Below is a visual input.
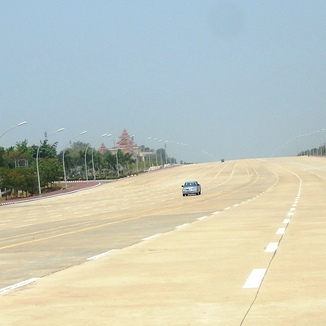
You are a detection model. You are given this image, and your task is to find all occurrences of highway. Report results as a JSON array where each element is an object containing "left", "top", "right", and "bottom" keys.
[{"left": 0, "top": 157, "right": 325, "bottom": 325}]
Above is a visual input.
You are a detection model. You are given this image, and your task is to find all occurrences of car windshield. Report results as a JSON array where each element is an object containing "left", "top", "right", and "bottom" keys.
[{"left": 185, "top": 182, "right": 196, "bottom": 186}]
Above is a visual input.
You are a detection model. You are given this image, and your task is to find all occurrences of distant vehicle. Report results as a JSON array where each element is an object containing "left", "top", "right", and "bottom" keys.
[
  {"left": 181, "top": 181, "right": 201, "bottom": 196},
  {"left": 221, "top": 158, "right": 225, "bottom": 163}
]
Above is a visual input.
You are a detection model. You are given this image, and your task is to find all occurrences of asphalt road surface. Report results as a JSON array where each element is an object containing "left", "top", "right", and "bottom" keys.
[{"left": 0, "top": 157, "right": 325, "bottom": 325}]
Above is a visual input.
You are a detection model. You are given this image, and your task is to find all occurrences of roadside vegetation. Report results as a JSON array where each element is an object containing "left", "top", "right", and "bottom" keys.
[
  {"left": 297, "top": 144, "right": 326, "bottom": 157},
  {"left": 0, "top": 140, "right": 174, "bottom": 200}
]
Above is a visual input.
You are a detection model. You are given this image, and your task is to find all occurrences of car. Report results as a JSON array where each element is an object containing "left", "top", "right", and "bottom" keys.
[{"left": 181, "top": 181, "right": 201, "bottom": 196}]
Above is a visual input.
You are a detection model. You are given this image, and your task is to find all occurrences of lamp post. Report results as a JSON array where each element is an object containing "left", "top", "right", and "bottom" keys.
[
  {"left": 164, "top": 140, "right": 168, "bottom": 166},
  {"left": 85, "top": 133, "right": 111, "bottom": 182},
  {"left": 36, "top": 128, "right": 65, "bottom": 196},
  {"left": 111, "top": 138, "right": 119, "bottom": 179},
  {"left": 147, "top": 137, "right": 159, "bottom": 167},
  {"left": 0, "top": 121, "right": 27, "bottom": 139},
  {"left": 62, "top": 131, "right": 87, "bottom": 190}
]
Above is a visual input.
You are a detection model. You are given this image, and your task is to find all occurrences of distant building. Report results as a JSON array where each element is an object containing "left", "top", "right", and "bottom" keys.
[
  {"left": 99, "top": 143, "right": 108, "bottom": 155},
  {"left": 109, "top": 129, "right": 140, "bottom": 157}
]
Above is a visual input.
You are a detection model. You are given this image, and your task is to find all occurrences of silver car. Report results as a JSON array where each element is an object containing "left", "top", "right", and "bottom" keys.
[{"left": 182, "top": 181, "right": 201, "bottom": 196}]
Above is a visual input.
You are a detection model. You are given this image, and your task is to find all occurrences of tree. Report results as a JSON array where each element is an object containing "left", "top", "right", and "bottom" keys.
[
  {"left": 38, "top": 158, "right": 62, "bottom": 189},
  {"left": 0, "top": 147, "right": 5, "bottom": 167},
  {"left": 59, "top": 141, "right": 89, "bottom": 180}
]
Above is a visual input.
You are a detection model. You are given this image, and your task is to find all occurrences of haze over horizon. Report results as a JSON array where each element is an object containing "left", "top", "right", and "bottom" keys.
[{"left": 1, "top": 1, "right": 326, "bottom": 162}]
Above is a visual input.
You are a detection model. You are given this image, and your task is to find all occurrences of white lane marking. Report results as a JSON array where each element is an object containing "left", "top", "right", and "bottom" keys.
[
  {"left": 16, "top": 224, "right": 34, "bottom": 228},
  {"left": 224, "top": 207, "right": 231, "bottom": 210},
  {"left": 0, "top": 278, "right": 40, "bottom": 294},
  {"left": 283, "top": 219, "right": 290, "bottom": 224},
  {"left": 142, "top": 233, "right": 162, "bottom": 241},
  {"left": 87, "top": 249, "right": 120, "bottom": 261},
  {"left": 287, "top": 212, "right": 294, "bottom": 217},
  {"left": 197, "top": 216, "right": 208, "bottom": 221},
  {"left": 243, "top": 268, "right": 267, "bottom": 289},
  {"left": 233, "top": 204, "right": 239, "bottom": 207},
  {"left": 290, "top": 207, "right": 296, "bottom": 212},
  {"left": 265, "top": 242, "right": 279, "bottom": 253},
  {"left": 276, "top": 228, "right": 286, "bottom": 235},
  {"left": 176, "top": 223, "right": 189, "bottom": 229},
  {"left": 212, "top": 211, "right": 220, "bottom": 215}
]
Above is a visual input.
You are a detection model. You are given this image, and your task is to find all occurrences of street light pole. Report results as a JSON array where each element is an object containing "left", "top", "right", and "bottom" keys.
[
  {"left": 62, "top": 131, "right": 87, "bottom": 190},
  {"left": 36, "top": 128, "right": 65, "bottom": 196},
  {"left": 84, "top": 133, "right": 111, "bottom": 182},
  {"left": 111, "top": 138, "right": 119, "bottom": 179},
  {"left": 0, "top": 121, "right": 27, "bottom": 139}
]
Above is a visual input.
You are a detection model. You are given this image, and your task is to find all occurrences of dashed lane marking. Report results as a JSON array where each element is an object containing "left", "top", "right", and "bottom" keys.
[
  {"left": 265, "top": 242, "right": 279, "bottom": 253},
  {"left": 142, "top": 233, "right": 162, "bottom": 241},
  {"left": 0, "top": 278, "right": 40, "bottom": 294},
  {"left": 243, "top": 268, "right": 267, "bottom": 289},
  {"left": 176, "top": 223, "right": 189, "bottom": 229},
  {"left": 197, "top": 216, "right": 208, "bottom": 221},
  {"left": 276, "top": 227, "right": 286, "bottom": 235},
  {"left": 87, "top": 249, "right": 120, "bottom": 261}
]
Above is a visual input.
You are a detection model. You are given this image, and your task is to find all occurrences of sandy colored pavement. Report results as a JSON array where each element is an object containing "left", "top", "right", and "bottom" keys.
[{"left": 0, "top": 157, "right": 326, "bottom": 325}]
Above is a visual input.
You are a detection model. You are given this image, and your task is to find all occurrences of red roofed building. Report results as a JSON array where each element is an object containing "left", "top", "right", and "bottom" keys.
[
  {"left": 99, "top": 143, "right": 108, "bottom": 155},
  {"left": 110, "top": 129, "right": 140, "bottom": 157}
]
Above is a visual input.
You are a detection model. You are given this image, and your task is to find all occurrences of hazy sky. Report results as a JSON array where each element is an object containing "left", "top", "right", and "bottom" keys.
[{"left": 1, "top": 1, "right": 326, "bottom": 162}]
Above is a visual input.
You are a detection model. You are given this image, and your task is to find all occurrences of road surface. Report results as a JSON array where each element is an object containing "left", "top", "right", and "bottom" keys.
[{"left": 0, "top": 157, "right": 325, "bottom": 325}]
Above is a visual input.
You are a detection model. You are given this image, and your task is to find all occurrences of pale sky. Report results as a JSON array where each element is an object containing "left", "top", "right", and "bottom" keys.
[{"left": 1, "top": 1, "right": 326, "bottom": 163}]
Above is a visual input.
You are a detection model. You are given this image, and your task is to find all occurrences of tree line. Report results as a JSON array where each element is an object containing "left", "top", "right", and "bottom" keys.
[
  {"left": 0, "top": 139, "right": 170, "bottom": 200},
  {"left": 297, "top": 144, "right": 326, "bottom": 156}
]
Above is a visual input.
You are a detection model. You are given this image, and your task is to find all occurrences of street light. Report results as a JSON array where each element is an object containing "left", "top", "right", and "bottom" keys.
[
  {"left": 92, "top": 134, "right": 112, "bottom": 180},
  {"left": 147, "top": 137, "right": 158, "bottom": 167},
  {"left": 62, "top": 131, "right": 87, "bottom": 190},
  {"left": 0, "top": 121, "right": 27, "bottom": 139},
  {"left": 84, "top": 133, "right": 111, "bottom": 182},
  {"left": 36, "top": 128, "right": 65, "bottom": 195},
  {"left": 111, "top": 138, "right": 119, "bottom": 179}
]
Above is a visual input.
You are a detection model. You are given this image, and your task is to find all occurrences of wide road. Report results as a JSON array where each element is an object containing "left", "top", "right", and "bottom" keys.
[{"left": 0, "top": 157, "right": 325, "bottom": 325}]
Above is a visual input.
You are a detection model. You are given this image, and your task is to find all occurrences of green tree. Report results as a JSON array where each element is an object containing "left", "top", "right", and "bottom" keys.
[{"left": 39, "top": 158, "right": 62, "bottom": 189}]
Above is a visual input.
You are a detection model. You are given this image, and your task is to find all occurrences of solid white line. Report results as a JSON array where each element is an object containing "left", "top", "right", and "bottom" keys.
[
  {"left": 243, "top": 268, "right": 267, "bottom": 288},
  {"left": 0, "top": 278, "right": 40, "bottom": 294},
  {"left": 176, "top": 223, "right": 189, "bottom": 229},
  {"left": 87, "top": 249, "right": 120, "bottom": 261},
  {"left": 142, "top": 233, "right": 162, "bottom": 241},
  {"left": 276, "top": 228, "right": 285, "bottom": 235},
  {"left": 265, "top": 242, "right": 279, "bottom": 252}
]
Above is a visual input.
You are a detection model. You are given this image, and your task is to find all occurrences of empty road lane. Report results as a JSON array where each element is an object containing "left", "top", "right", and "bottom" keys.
[{"left": 0, "top": 157, "right": 325, "bottom": 325}]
